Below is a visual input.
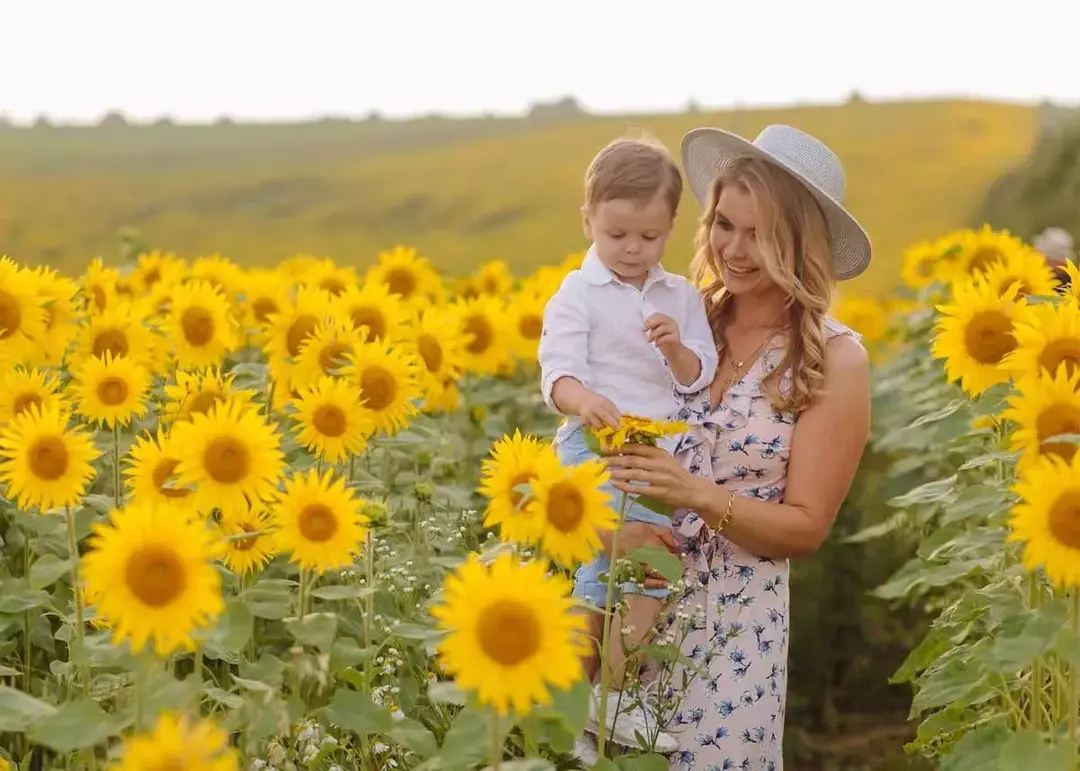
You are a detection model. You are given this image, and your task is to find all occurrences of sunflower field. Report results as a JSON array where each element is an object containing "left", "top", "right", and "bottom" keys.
[{"left": 0, "top": 221, "right": 1077, "bottom": 771}]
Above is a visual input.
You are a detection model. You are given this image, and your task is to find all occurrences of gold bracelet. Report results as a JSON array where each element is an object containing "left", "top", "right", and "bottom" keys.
[{"left": 715, "top": 489, "right": 735, "bottom": 533}]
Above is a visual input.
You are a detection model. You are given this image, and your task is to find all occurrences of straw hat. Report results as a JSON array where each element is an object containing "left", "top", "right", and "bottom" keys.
[{"left": 681, "top": 124, "right": 872, "bottom": 281}]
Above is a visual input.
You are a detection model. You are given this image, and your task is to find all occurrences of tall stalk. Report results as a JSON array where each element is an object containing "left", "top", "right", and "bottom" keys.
[{"left": 595, "top": 491, "right": 630, "bottom": 760}]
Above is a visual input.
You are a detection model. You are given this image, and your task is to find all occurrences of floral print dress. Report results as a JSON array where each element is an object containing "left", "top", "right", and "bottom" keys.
[{"left": 660, "top": 318, "right": 859, "bottom": 771}]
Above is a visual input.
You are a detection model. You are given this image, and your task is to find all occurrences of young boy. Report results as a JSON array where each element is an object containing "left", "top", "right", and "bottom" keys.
[{"left": 538, "top": 135, "right": 717, "bottom": 753}]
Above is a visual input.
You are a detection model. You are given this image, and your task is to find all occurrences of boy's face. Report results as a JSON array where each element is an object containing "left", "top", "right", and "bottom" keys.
[{"left": 583, "top": 193, "right": 675, "bottom": 286}]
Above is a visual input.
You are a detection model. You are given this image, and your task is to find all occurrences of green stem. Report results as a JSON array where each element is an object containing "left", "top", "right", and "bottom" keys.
[
  {"left": 522, "top": 721, "right": 539, "bottom": 758},
  {"left": 23, "top": 537, "right": 32, "bottom": 697},
  {"left": 191, "top": 646, "right": 203, "bottom": 717},
  {"left": 113, "top": 423, "right": 122, "bottom": 508},
  {"left": 595, "top": 490, "right": 630, "bottom": 760},
  {"left": 1031, "top": 573, "right": 1043, "bottom": 731},
  {"left": 364, "top": 532, "right": 375, "bottom": 691},
  {"left": 1070, "top": 589, "right": 1078, "bottom": 770},
  {"left": 65, "top": 505, "right": 89, "bottom": 698},
  {"left": 299, "top": 569, "right": 310, "bottom": 619},
  {"left": 490, "top": 711, "right": 502, "bottom": 771}
]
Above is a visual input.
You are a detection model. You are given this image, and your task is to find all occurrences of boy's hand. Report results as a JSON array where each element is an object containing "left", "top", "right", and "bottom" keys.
[
  {"left": 644, "top": 313, "right": 683, "bottom": 356},
  {"left": 578, "top": 390, "right": 621, "bottom": 429}
]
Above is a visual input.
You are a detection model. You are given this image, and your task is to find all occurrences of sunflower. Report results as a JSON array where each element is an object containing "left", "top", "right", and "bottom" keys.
[
  {"left": 1002, "top": 364, "right": 1080, "bottom": 470},
  {"left": 124, "top": 428, "right": 196, "bottom": 513},
  {"left": 82, "top": 257, "right": 121, "bottom": 314},
  {"left": 130, "top": 249, "right": 187, "bottom": 295},
  {"left": 422, "top": 380, "right": 462, "bottom": 413},
  {"left": 0, "top": 403, "right": 100, "bottom": 512},
  {"left": 525, "top": 458, "right": 617, "bottom": 567},
  {"left": 1008, "top": 453, "right": 1080, "bottom": 589},
  {"left": 953, "top": 225, "right": 1031, "bottom": 277},
  {"left": 453, "top": 295, "right": 511, "bottom": 375},
  {"left": 109, "top": 711, "right": 239, "bottom": 771},
  {"left": 365, "top": 245, "right": 445, "bottom": 310},
  {"left": 519, "top": 256, "right": 580, "bottom": 303},
  {"left": 218, "top": 508, "right": 276, "bottom": 577},
  {"left": 162, "top": 367, "right": 255, "bottom": 426},
  {"left": 479, "top": 430, "right": 563, "bottom": 543},
  {"left": 593, "top": 414, "right": 690, "bottom": 451},
  {"left": 238, "top": 268, "right": 291, "bottom": 334},
  {"left": 830, "top": 296, "right": 889, "bottom": 348},
  {"left": 977, "top": 246, "right": 1060, "bottom": 299},
  {"left": 340, "top": 338, "right": 421, "bottom": 435},
  {"left": 190, "top": 253, "right": 243, "bottom": 298},
  {"left": 506, "top": 290, "right": 548, "bottom": 362},
  {"left": 0, "top": 256, "right": 47, "bottom": 365},
  {"left": 331, "top": 280, "right": 409, "bottom": 344},
  {"left": 82, "top": 500, "right": 224, "bottom": 655},
  {"left": 0, "top": 367, "right": 65, "bottom": 423},
  {"left": 272, "top": 468, "right": 368, "bottom": 575},
  {"left": 300, "top": 257, "right": 358, "bottom": 297},
  {"left": 291, "top": 376, "right": 375, "bottom": 463},
  {"left": 931, "top": 275, "right": 1032, "bottom": 397},
  {"left": 26, "top": 266, "right": 79, "bottom": 366},
  {"left": 72, "top": 302, "right": 160, "bottom": 371},
  {"left": 263, "top": 284, "right": 335, "bottom": 367},
  {"left": 161, "top": 280, "right": 240, "bottom": 369},
  {"left": 277, "top": 254, "right": 324, "bottom": 284},
  {"left": 171, "top": 400, "right": 284, "bottom": 516},
  {"left": 400, "top": 306, "right": 466, "bottom": 396},
  {"left": 430, "top": 552, "right": 588, "bottom": 716},
  {"left": 70, "top": 352, "right": 151, "bottom": 428},
  {"left": 473, "top": 260, "right": 515, "bottom": 297},
  {"left": 1004, "top": 298, "right": 1080, "bottom": 383},
  {"left": 292, "top": 317, "right": 367, "bottom": 390}
]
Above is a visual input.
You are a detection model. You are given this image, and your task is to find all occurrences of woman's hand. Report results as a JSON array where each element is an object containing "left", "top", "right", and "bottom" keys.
[
  {"left": 601, "top": 520, "right": 679, "bottom": 590},
  {"left": 604, "top": 443, "right": 703, "bottom": 510}
]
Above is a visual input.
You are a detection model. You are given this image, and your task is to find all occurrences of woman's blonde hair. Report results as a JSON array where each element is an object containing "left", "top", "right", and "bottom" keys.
[{"left": 690, "top": 155, "right": 837, "bottom": 414}]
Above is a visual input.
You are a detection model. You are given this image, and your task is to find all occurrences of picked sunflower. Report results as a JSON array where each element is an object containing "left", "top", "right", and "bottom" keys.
[
  {"left": 162, "top": 280, "right": 240, "bottom": 369},
  {"left": 0, "top": 403, "right": 100, "bottom": 512},
  {"left": 430, "top": 552, "right": 589, "bottom": 716},
  {"left": 365, "top": 245, "right": 445, "bottom": 310},
  {"left": 593, "top": 414, "right": 690, "bottom": 451},
  {"left": 110, "top": 711, "right": 239, "bottom": 771},
  {"left": 70, "top": 351, "right": 151, "bottom": 428},
  {"left": 291, "top": 376, "right": 375, "bottom": 463},
  {"left": 124, "top": 428, "right": 196, "bottom": 513},
  {"left": 82, "top": 501, "right": 225, "bottom": 656},
  {"left": 340, "top": 338, "right": 421, "bottom": 436},
  {"left": 272, "top": 468, "right": 368, "bottom": 575},
  {"left": 453, "top": 295, "right": 511, "bottom": 375},
  {"left": 1009, "top": 453, "right": 1080, "bottom": 589},
  {"left": 525, "top": 457, "right": 617, "bottom": 567},
  {"left": 331, "top": 280, "right": 409, "bottom": 344},
  {"left": 478, "top": 430, "right": 563, "bottom": 544},
  {"left": 218, "top": 508, "right": 276, "bottom": 577},
  {"left": 931, "top": 275, "right": 1032, "bottom": 397},
  {"left": 171, "top": 400, "right": 284, "bottom": 516},
  {"left": 1004, "top": 298, "right": 1080, "bottom": 383},
  {"left": 0, "top": 256, "right": 47, "bottom": 365},
  {"left": 0, "top": 367, "right": 65, "bottom": 423}
]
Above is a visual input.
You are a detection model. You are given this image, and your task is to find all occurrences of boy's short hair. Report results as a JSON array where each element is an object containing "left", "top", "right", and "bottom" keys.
[{"left": 584, "top": 134, "right": 683, "bottom": 215}]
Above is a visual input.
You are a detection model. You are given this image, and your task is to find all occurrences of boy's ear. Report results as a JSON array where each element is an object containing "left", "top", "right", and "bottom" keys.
[{"left": 581, "top": 205, "right": 593, "bottom": 240}]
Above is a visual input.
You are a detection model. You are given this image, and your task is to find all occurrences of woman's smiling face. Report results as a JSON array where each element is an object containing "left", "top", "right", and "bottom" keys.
[{"left": 709, "top": 183, "right": 775, "bottom": 296}]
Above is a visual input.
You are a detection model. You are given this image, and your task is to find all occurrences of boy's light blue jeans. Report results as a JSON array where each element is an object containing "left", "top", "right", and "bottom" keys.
[{"left": 556, "top": 426, "right": 673, "bottom": 609}]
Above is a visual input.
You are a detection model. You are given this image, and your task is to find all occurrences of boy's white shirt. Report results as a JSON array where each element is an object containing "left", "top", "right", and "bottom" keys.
[{"left": 538, "top": 245, "right": 719, "bottom": 445}]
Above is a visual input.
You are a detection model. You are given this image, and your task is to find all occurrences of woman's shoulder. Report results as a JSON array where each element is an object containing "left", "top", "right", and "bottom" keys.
[
  {"left": 822, "top": 314, "right": 862, "bottom": 344},
  {"left": 821, "top": 315, "right": 869, "bottom": 373}
]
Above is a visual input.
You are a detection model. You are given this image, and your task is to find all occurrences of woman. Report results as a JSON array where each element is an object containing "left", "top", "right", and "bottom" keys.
[{"left": 602, "top": 124, "right": 872, "bottom": 770}]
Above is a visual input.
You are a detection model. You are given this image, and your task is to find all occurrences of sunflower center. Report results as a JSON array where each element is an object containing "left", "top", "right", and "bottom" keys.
[
  {"left": 476, "top": 599, "right": 541, "bottom": 666},
  {"left": 350, "top": 307, "right": 387, "bottom": 342},
  {"left": 12, "top": 393, "right": 42, "bottom": 417},
  {"left": 286, "top": 314, "right": 319, "bottom": 358},
  {"left": 1048, "top": 491, "right": 1080, "bottom": 550},
  {"left": 385, "top": 268, "right": 417, "bottom": 299},
  {"left": 482, "top": 277, "right": 501, "bottom": 295},
  {"left": 203, "top": 436, "right": 250, "bottom": 484},
  {"left": 545, "top": 480, "right": 586, "bottom": 533},
  {"left": 97, "top": 376, "right": 129, "bottom": 406},
  {"left": 1036, "top": 403, "right": 1080, "bottom": 463},
  {"left": 518, "top": 314, "right": 543, "bottom": 341},
  {"left": 143, "top": 266, "right": 161, "bottom": 286},
  {"left": 252, "top": 297, "right": 279, "bottom": 324},
  {"left": 968, "top": 248, "right": 1004, "bottom": 274},
  {"left": 319, "top": 277, "right": 346, "bottom": 296},
  {"left": 126, "top": 545, "right": 187, "bottom": 608},
  {"left": 91, "top": 284, "right": 108, "bottom": 312},
  {"left": 29, "top": 436, "right": 68, "bottom": 481},
  {"left": 463, "top": 315, "right": 493, "bottom": 355},
  {"left": 152, "top": 458, "right": 191, "bottom": 499},
  {"left": 298, "top": 503, "right": 338, "bottom": 542},
  {"left": 319, "top": 342, "right": 350, "bottom": 375},
  {"left": 417, "top": 334, "right": 443, "bottom": 373},
  {"left": 509, "top": 471, "right": 535, "bottom": 507},
  {"left": 0, "top": 289, "right": 25, "bottom": 338},
  {"left": 181, "top": 306, "right": 215, "bottom": 347},
  {"left": 963, "top": 310, "right": 1016, "bottom": 365},
  {"left": 92, "top": 328, "right": 129, "bottom": 359},
  {"left": 234, "top": 522, "right": 259, "bottom": 552},
  {"left": 997, "top": 277, "right": 1030, "bottom": 297},
  {"left": 1038, "top": 338, "right": 1080, "bottom": 379},
  {"left": 188, "top": 390, "right": 223, "bottom": 417},
  {"left": 313, "top": 404, "right": 347, "bottom": 437},
  {"left": 359, "top": 366, "right": 396, "bottom": 411}
]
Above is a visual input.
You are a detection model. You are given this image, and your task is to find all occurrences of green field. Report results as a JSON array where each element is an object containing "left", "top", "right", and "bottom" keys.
[{"left": 0, "top": 99, "right": 1040, "bottom": 294}]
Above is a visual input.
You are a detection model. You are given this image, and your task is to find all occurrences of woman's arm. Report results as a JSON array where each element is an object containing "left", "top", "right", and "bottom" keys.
[{"left": 693, "top": 335, "right": 871, "bottom": 558}]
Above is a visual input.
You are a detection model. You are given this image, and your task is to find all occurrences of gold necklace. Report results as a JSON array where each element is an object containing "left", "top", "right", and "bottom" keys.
[{"left": 722, "top": 311, "right": 788, "bottom": 388}]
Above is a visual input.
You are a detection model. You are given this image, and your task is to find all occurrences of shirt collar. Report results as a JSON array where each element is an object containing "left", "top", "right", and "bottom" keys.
[{"left": 580, "top": 244, "right": 675, "bottom": 289}]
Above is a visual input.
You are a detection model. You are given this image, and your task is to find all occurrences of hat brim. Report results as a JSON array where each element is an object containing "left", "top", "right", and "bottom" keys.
[{"left": 681, "top": 128, "right": 872, "bottom": 281}]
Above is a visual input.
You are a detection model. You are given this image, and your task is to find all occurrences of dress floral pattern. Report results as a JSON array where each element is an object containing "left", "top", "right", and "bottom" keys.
[{"left": 659, "top": 318, "right": 859, "bottom": 771}]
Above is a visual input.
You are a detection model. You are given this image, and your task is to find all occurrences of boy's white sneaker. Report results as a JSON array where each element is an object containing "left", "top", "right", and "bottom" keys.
[
  {"left": 585, "top": 683, "right": 679, "bottom": 754},
  {"left": 572, "top": 733, "right": 598, "bottom": 766}
]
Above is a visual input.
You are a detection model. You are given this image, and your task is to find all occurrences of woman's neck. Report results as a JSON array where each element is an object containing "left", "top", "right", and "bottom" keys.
[{"left": 728, "top": 291, "right": 789, "bottom": 330}]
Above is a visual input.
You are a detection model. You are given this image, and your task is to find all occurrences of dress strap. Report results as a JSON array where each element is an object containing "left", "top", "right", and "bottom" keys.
[{"left": 823, "top": 314, "right": 862, "bottom": 344}]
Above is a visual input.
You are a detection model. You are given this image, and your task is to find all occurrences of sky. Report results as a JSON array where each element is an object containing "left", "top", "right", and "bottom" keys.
[{"left": 3, "top": 0, "right": 1078, "bottom": 123}]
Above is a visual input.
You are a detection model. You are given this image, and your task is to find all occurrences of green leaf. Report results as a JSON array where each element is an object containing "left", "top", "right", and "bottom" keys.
[
  {"left": 28, "top": 555, "right": 72, "bottom": 590},
  {"left": 592, "top": 760, "right": 619, "bottom": 771},
  {"left": 25, "top": 699, "right": 117, "bottom": 752},
  {"left": 199, "top": 598, "right": 253, "bottom": 660},
  {"left": 286, "top": 612, "right": 338, "bottom": 651},
  {"left": 998, "top": 729, "right": 1073, "bottom": 771},
  {"left": 433, "top": 706, "right": 491, "bottom": 768},
  {"left": 427, "top": 681, "right": 467, "bottom": 706},
  {"left": 329, "top": 638, "right": 375, "bottom": 672},
  {"left": 388, "top": 718, "right": 438, "bottom": 758},
  {"left": 939, "top": 722, "right": 1011, "bottom": 771},
  {"left": 626, "top": 545, "right": 682, "bottom": 584},
  {"left": 548, "top": 677, "right": 590, "bottom": 736},
  {"left": 240, "top": 578, "right": 297, "bottom": 620},
  {"left": 616, "top": 754, "right": 669, "bottom": 771},
  {"left": 0, "top": 686, "right": 56, "bottom": 731},
  {"left": 888, "top": 475, "right": 957, "bottom": 507},
  {"left": 311, "top": 584, "right": 377, "bottom": 601},
  {"left": 393, "top": 622, "right": 444, "bottom": 643},
  {"left": 0, "top": 585, "right": 51, "bottom": 614},
  {"left": 633, "top": 495, "right": 673, "bottom": 519},
  {"left": 322, "top": 688, "right": 394, "bottom": 734},
  {"left": 989, "top": 599, "right": 1069, "bottom": 669}
]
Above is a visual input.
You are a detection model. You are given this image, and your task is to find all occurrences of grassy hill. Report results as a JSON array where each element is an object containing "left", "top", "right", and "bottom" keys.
[{"left": 0, "top": 99, "right": 1040, "bottom": 294}]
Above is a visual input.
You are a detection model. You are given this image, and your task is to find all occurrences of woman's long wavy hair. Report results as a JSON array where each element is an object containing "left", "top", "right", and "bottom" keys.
[{"left": 690, "top": 156, "right": 837, "bottom": 414}]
